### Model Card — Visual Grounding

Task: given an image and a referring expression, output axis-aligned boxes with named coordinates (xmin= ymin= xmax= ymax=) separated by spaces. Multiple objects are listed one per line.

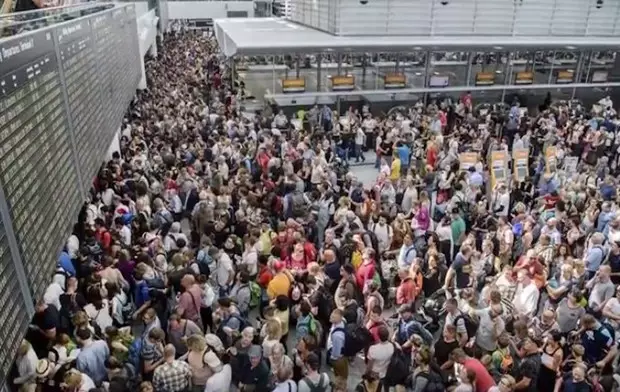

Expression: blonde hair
xmin=64 ymin=370 xmax=83 ymax=389
xmin=186 ymin=334 xmax=206 ymax=352
xmin=72 ymin=311 xmax=89 ymax=328
xmin=264 ymin=319 xmax=282 ymax=340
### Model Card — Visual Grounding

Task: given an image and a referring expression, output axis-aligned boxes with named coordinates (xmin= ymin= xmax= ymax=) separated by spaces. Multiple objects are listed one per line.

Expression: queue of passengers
xmin=12 ymin=29 xmax=620 ymax=392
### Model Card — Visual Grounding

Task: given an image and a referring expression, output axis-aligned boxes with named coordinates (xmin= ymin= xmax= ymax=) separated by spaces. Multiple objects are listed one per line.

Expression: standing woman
xmin=184 ymin=335 xmax=212 ymax=392
xmin=537 ymin=332 xmax=563 ymax=391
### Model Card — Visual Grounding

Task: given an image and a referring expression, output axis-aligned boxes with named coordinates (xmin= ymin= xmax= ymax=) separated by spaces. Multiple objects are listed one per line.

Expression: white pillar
xmin=138 ymin=55 xmax=147 ymax=90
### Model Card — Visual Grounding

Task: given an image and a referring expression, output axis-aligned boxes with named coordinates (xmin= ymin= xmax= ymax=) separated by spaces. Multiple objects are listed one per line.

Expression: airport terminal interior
xmin=4 ymin=0 xmax=620 ymax=391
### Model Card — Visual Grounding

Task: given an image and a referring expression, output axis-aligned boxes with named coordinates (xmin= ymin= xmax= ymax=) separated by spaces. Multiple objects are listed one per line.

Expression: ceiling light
xmin=566 ymin=45 xmax=576 ymax=50
xmin=493 ymin=46 xmax=503 ymax=50
xmin=413 ymin=46 xmax=422 ymax=50
xmin=415 ymin=72 xmax=422 ymax=76
xmin=495 ymin=70 xmax=503 ymax=74
xmin=433 ymin=72 xmax=439 ymax=75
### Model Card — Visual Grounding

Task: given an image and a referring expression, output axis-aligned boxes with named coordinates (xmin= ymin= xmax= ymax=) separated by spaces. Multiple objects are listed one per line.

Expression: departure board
xmin=57 ymin=19 xmax=103 ymax=193
xmin=0 ymin=28 xmax=82 ymax=301
xmin=92 ymin=11 xmax=115 ymax=145
xmin=0 ymin=218 xmax=29 ymax=384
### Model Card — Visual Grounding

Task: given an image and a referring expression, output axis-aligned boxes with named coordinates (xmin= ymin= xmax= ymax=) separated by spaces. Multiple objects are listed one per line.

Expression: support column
xmin=465 ymin=51 xmax=473 ymax=87
xmin=572 ymin=51 xmax=586 ymax=99
xmin=296 ymin=55 xmax=301 ymax=78
xmin=336 ymin=53 xmax=342 ymax=114
xmin=395 ymin=53 xmax=400 ymax=73
xmin=422 ymin=50 xmax=432 ymax=104
xmin=361 ymin=54 xmax=367 ymax=89
xmin=271 ymin=55 xmax=276 ymax=95
xmin=138 ymin=54 xmax=147 ymax=90
xmin=229 ymin=57 xmax=236 ymax=89
xmin=316 ymin=54 xmax=322 ymax=92
xmin=548 ymin=50 xmax=556 ymax=85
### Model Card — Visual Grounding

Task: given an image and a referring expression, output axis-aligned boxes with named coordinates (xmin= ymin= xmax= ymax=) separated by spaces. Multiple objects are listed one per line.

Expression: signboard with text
xmin=384 ymin=73 xmax=406 ymax=89
xmin=515 ymin=71 xmax=534 ymax=85
xmin=475 ymin=72 xmax=495 ymax=86
xmin=330 ymin=75 xmax=355 ymax=91
xmin=281 ymin=78 xmax=306 ymax=93
xmin=556 ymin=70 xmax=574 ymax=84
xmin=513 ymin=148 xmax=529 ymax=182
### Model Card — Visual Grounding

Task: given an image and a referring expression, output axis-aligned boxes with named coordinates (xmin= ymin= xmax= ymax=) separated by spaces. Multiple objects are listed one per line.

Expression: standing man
xmin=152 ymin=344 xmax=192 ymax=392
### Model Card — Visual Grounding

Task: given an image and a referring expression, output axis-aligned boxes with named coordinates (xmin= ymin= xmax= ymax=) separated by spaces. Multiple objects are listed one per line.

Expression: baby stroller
xmin=414 ymin=288 xmax=447 ymax=334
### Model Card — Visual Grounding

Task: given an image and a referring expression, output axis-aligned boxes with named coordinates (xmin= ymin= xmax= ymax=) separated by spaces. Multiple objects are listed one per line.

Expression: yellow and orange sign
xmin=513 ymin=148 xmax=529 ymax=182
xmin=556 ymin=70 xmax=574 ymax=84
xmin=475 ymin=72 xmax=495 ymax=86
xmin=459 ymin=152 xmax=478 ymax=171
xmin=384 ymin=73 xmax=406 ymax=89
xmin=330 ymin=75 xmax=355 ymax=91
xmin=281 ymin=78 xmax=306 ymax=93
xmin=545 ymin=146 xmax=557 ymax=174
xmin=515 ymin=71 xmax=533 ymax=85
xmin=489 ymin=150 xmax=509 ymax=189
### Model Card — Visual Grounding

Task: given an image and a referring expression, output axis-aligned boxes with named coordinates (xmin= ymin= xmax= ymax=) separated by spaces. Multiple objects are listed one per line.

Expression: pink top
xmin=415 ymin=206 xmax=430 ymax=231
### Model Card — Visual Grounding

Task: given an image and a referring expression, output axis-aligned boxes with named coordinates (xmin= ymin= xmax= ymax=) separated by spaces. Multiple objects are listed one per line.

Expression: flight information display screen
xmin=57 ymin=18 xmax=104 ymax=194
xmin=0 ymin=219 xmax=29 ymax=383
xmin=0 ymin=29 xmax=82 ymax=301
xmin=0 ymin=6 xmax=140 ymax=376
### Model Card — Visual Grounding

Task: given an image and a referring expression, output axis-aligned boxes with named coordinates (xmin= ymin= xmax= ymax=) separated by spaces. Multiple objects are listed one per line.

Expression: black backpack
xmin=454 ymin=313 xmax=479 ymax=339
xmin=384 ymin=343 xmax=409 ymax=386
xmin=334 ymin=324 xmax=373 ymax=357
xmin=416 ymin=369 xmax=446 ymax=392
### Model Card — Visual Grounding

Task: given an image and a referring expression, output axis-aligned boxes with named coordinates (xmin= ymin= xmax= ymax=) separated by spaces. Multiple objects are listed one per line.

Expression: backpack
xmin=302 ymin=374 xmax=328 ymax=392
xmin=497 ymin=347 xmax=514 ymax=374
xmin=290 ymin=192 xmax=307 ymax=218
xmin=454 ymin=313 xmax=479 ymax=339
xmin=417 ymin=369 xmax=446 ymax=392
xmin=128 ymin=337 xmax=143 ymax=371
xmin=248 ymin=281 xmax=262 ymax=308
xmin=365 ymin=230 xmax=380 ymax=255
xmin=334 ymin=324 xmax=374 ymax=357
xmin=384 ymin=343 xmax=409 ymax=386
xmin=194 ymin=249 xmax=213 ymax=277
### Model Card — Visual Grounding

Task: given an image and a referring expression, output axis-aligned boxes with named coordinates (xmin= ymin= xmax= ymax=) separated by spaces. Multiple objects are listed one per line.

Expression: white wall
xmin=168 ymin=1 xmax=254 ymax=19
xmin=291 ymin=0 xmax=620 ymax=36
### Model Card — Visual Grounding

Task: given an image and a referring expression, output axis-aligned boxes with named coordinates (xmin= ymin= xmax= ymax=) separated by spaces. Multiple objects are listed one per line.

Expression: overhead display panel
xmin=0 ymin=5 xmax=141 ymax=388
xmin=0 ymin=219 xmax=29 ymax=383
xmin=57 ymin=18 xmax=104 ymax=194
xmin=0 ymin=29 xmax=82 ymax=301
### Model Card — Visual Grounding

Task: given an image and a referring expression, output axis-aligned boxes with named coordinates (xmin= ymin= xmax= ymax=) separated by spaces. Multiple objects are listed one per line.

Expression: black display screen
xmin=0 ymin=29 xmax=82 ymax=301
xmin=0 ymin=219 xmax=29 ymax=382
xmin=57 ymin=18 xmax=103 ymax=193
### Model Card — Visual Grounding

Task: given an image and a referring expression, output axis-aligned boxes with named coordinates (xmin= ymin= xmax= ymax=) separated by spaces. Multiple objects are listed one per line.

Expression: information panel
xmin=0 ymin=220 xmax=29 ymax=383
xmin=57 ymin=19 xmax=103 ymax=193
xmin=0 ymin=29 xmax=82 ymax=300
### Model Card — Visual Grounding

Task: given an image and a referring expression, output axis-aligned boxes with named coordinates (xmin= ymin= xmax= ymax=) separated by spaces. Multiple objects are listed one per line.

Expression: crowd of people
xmin=11 ymin=27 xmax=620 ymax=392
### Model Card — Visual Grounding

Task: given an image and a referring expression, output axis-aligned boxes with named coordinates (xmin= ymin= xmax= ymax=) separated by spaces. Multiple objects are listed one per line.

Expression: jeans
xmin=354 ymin=144 xmax=365 ymax=161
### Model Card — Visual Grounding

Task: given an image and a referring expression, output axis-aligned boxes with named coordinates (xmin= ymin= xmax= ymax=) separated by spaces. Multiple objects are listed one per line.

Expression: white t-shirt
xmin=604 ymin=297 xmax=620 ymax=319
xmin=84 ymin=300 xmax=114 ymax=331
xmin=205 ymin=364 xmax=232 ymax=392
xmin=367 ymin=342 xmax=395 ymax=378
xmin=216 ymin=253 xmax=234 ymax=288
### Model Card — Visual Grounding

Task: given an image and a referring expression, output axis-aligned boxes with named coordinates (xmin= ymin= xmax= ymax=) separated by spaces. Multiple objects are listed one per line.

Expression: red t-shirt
xmin=355 ymin=261 xmax=375 ymax=290
xmin=464 ymin=358 xmax=496 ymax=392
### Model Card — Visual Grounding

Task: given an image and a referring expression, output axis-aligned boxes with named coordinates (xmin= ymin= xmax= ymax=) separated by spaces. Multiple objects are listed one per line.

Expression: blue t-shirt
xmin=397 ymin=145 xmax=411 ymax=166
xmin=58 ymin=252 xmax=76 ymax=276
xmin=581 ymin=323 xmax=614 ymax=364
